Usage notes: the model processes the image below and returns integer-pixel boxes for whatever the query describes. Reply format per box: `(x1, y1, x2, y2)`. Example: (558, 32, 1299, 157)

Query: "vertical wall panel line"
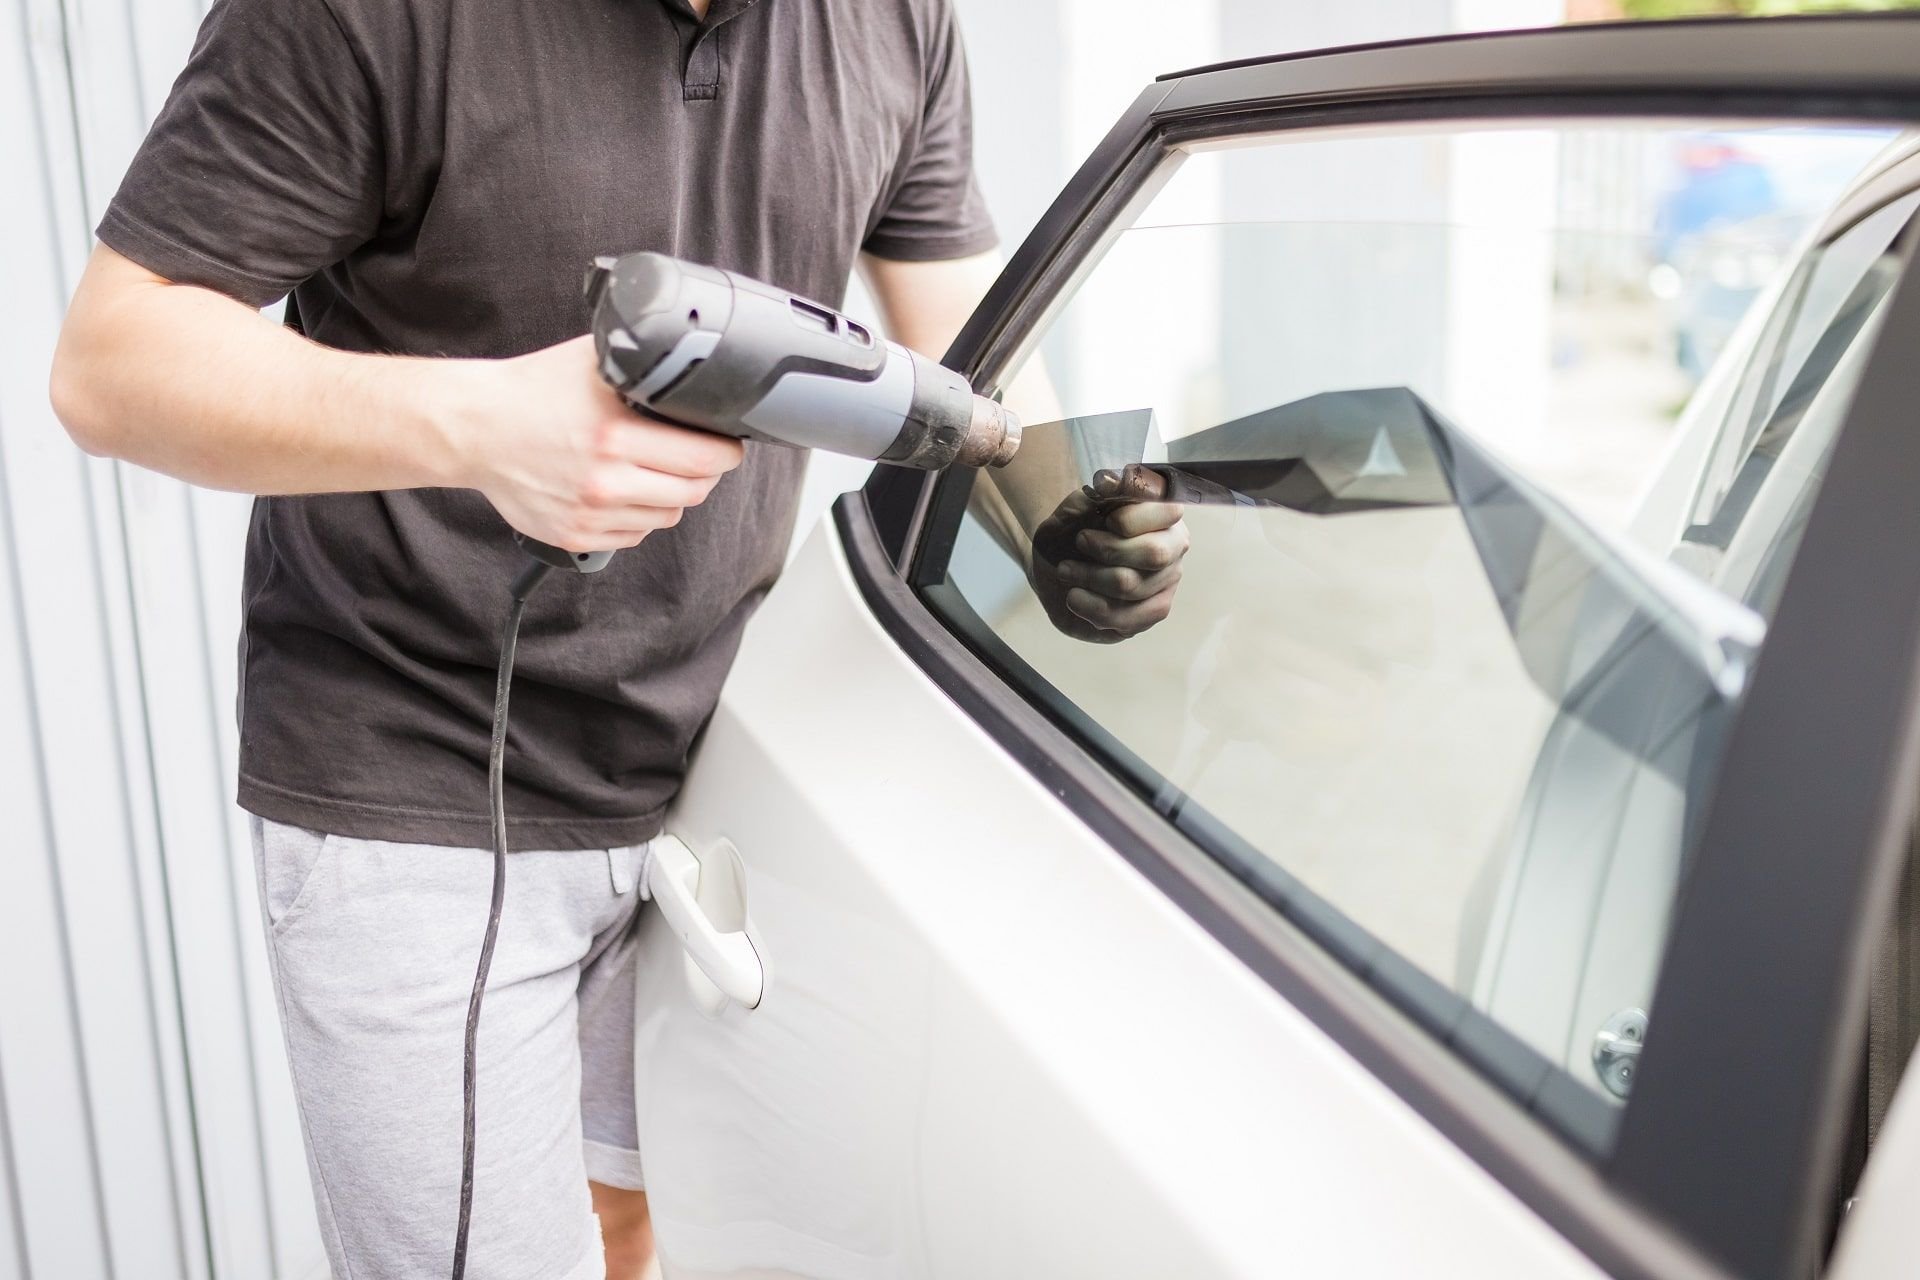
(0, 1050, 33, 1278)
(112, 465, 219, 1280)
(0, 417, 118, 1280)
(87, 466, 198, 1280)
(108, 0, 145, 113)
(17, 0, 74, 314)
(181, 492, 280, 1273)
(55, 3, 89, 211)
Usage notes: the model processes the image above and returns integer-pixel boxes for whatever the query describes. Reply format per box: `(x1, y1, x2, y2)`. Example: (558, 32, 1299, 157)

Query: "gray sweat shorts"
(250, 815, 652, 1280)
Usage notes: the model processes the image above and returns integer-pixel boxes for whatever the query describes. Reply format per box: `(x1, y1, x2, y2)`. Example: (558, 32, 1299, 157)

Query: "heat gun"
(456, 253, 1020, 1280)
(515, 250, 1023, 572)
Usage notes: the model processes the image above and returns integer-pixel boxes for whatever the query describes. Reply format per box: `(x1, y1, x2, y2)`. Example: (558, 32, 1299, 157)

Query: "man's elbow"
(48, 324, 117, 458)
(51, 245, 176, 459)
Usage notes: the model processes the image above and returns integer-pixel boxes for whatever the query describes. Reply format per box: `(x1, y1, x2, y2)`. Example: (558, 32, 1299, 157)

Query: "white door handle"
(648, 834, 763, 1009)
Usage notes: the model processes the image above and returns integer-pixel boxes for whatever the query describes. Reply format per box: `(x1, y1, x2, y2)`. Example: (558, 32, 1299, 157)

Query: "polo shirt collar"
(659, 0, 760, 26)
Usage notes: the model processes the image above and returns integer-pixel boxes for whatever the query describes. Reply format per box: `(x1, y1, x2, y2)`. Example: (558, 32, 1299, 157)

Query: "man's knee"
(590, 1181, 653, 1279)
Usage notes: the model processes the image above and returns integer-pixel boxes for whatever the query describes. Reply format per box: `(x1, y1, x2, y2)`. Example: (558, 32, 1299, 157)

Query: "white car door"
(632, 20, 1920, 1280)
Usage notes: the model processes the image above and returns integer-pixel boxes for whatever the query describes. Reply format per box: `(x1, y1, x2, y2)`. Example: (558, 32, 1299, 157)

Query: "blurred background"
(0, 1, 1911, 1278)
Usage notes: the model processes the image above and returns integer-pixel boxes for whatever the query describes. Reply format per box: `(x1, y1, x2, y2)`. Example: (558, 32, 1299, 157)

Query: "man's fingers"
(596, 417, 746, 478)
(550, 504, 684, 552)
(1103, 501, 1184, 538)
(589, 504, 683, 533)
(579, 529, 654, 551)
(1051, 559, 1180, 602)
(1075, 524, 1188, 571)
(601, 529, 660, 548)
(1064, 586, 1174, 633)
(581, 464, 718, 512)
(1038, 486, 1099, 531)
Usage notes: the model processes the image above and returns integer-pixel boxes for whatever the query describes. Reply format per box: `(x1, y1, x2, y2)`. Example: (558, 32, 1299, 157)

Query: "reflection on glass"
(942, 121, 1910, 1120)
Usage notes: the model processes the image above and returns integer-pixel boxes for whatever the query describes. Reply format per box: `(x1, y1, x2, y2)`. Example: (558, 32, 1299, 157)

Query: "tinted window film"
(925, 120, 1908, 1146)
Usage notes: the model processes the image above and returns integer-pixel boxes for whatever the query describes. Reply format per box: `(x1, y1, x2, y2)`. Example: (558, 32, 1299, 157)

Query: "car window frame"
(839, 19, 1920, 1280)
(1683, 190, 1920, 559)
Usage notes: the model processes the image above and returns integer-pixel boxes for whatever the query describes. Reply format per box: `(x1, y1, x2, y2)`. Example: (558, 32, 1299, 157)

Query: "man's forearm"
(51, 244, 746, 555)
(52, 245, 476, 495)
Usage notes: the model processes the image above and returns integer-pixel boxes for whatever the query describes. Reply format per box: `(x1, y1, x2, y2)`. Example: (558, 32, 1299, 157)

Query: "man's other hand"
(452, 335, 745, 555)
(1029, 468, 1188, 643)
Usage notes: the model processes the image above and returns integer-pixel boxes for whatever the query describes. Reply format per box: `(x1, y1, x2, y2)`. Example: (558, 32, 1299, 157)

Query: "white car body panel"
(633, 518, 1605, 1279)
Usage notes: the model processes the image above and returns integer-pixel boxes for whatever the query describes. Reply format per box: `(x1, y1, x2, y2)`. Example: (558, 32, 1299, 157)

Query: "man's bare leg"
(591, 1181, 655, 1279)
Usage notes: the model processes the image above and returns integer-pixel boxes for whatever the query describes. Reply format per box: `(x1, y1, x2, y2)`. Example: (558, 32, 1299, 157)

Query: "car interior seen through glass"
(921, 119, 1913, 1151)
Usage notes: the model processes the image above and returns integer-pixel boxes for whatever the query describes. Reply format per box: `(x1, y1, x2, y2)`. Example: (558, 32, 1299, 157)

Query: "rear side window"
(919, 120, 1909, 1149)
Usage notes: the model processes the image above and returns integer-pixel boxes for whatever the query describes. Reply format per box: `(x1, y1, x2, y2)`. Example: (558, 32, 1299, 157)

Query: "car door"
(631, 19, 1920, 1280)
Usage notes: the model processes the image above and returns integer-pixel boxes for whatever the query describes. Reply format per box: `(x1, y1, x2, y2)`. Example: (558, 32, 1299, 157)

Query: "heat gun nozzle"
(958, 398, 1022, 469)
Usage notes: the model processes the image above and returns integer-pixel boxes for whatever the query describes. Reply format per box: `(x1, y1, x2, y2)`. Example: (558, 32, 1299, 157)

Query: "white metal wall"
(1, 0, 322, 1274)
(0, 2, 1554, 1278)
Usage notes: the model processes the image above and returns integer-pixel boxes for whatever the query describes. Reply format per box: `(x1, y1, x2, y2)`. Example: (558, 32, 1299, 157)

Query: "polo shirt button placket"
(684, 30, 721, 102)
(671, 0, 759, 104)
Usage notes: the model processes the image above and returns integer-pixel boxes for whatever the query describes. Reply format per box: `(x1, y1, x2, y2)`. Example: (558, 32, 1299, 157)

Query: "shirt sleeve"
(96, 0, 384, 309)
(861, 1, 998, 263)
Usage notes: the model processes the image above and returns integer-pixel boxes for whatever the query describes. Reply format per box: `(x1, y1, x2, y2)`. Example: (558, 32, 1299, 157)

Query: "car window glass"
(922, 120, 1904, 1148)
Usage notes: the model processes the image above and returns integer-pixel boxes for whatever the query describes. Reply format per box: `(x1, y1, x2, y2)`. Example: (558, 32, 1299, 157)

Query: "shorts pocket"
(259, 821, 336, 937)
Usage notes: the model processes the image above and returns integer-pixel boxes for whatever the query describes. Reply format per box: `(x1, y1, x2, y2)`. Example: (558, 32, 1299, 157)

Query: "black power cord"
(451, 557, 552, 1280)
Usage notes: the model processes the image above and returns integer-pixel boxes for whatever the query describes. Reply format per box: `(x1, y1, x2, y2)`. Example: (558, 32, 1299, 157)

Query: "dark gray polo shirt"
(98, 0, 995, 850)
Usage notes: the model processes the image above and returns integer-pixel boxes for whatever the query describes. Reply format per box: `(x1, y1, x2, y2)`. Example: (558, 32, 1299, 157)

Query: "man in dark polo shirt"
(50, 0, 1188, 1275)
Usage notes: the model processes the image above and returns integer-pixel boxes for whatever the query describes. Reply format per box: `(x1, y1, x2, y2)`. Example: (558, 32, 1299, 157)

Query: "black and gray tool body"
(518, 251, 1021, 572)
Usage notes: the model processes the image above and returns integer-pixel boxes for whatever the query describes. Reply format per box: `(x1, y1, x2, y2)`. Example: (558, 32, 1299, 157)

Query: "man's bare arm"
(50, 244, 743, 553)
